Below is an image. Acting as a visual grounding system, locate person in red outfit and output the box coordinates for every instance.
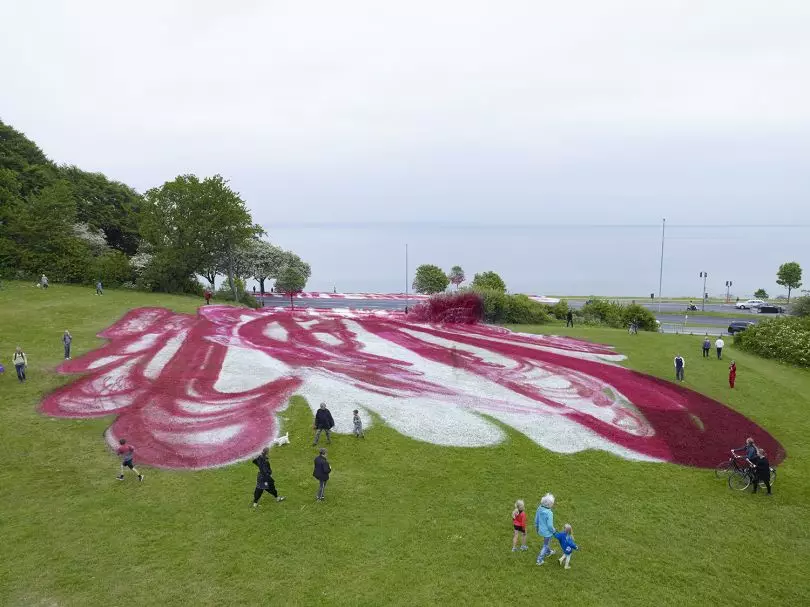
[729,361,737,389]
[204,289,212,305]
[512,499,528,552]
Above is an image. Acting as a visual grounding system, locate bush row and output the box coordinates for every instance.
[577,299,658,331]
[734,317,810,367]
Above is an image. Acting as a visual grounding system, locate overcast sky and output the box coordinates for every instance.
[2,1,809,295]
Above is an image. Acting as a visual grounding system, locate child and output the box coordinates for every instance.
[116,438,144,482]
[535,493,556,565]
[352,409,365,438]
[555,524,579,569]
[12,346,27,382]
[511,499,528,552]
[702,336,711,358]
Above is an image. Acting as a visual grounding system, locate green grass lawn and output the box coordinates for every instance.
[1,282,809,606]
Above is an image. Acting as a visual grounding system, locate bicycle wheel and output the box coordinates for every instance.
[728,471,751,491]
[769,468,776,485]
[715,460,733,479]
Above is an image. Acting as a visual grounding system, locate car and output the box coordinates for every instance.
[735,299,764,309]
[757,304,784,314]
[728,321,755,334]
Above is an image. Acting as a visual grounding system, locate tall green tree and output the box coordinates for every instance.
[471,270,506,293]
[412,264,450,294]
[776,262,803,303]
[251,240,285,294]
[448,265,465,289]
[754,288,769,300]
[141,174,260,295]
[274,251,311,307]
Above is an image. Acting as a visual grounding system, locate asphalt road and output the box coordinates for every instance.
[258,295,764,327]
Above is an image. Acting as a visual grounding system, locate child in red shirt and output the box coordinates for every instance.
[116,438,144,482]
[512,499,528,552]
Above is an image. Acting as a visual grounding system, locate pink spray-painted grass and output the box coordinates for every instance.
[39,306,785,470]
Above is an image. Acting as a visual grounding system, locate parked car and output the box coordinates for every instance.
[735,299,764,309]
[728,321,755,334]
[758,304,784,314]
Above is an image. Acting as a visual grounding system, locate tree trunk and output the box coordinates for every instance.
[227,249,237,301]
[290,292,294,310]
[258,276,266,295]
[788,287,792,303]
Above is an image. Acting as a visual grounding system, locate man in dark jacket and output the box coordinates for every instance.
[565,310,574,327]
[252,447,285,508]
[313,448,331,501]
[313,402,335,446]
[749,448,772,495]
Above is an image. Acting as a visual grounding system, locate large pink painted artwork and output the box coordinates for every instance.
[40,306,785,470]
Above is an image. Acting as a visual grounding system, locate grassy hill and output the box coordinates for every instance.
[1,282,808,606]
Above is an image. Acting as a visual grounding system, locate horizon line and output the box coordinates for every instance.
[263,221,810,230]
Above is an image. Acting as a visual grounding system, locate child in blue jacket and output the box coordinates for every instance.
[554,524,579,569]
[535,493,556,566]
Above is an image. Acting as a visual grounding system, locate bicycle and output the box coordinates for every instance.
[715,454,747,479]
[727,462,776,491]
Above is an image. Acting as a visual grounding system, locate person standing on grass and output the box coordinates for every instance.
[204,288,212,305]
[715,337,725,360]
[313,402,335,445]
[729,361,737,389]
[62,330,72,360]
[116,439,143,482]
[352,409,365,438]
[748,448,772,495]
[252,447,285,508]
[554,524,579,569]
[702,335,711,358]
[535,493,557,566]
[40,274,49,289]
[313,448,331,501]
[566,310,574,327]
[674,354,685,382]
[96,280,103,295]
[512,499,528,552]
[12,346,27,382]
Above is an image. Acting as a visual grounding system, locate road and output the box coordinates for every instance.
[257,295,764,328]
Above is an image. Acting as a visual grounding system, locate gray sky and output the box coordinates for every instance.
[2,1,809,295]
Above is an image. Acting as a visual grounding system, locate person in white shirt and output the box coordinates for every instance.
[715,337,725,360]
[674,355,685,381]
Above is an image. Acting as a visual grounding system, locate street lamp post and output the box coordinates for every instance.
[725,280,733,304]
[405,243,409,313]
[700,272,708,311]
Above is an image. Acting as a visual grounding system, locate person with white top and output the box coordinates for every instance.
[715,337,725,360]
[674,354,685,381]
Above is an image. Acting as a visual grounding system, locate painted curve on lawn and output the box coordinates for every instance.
[39,306,785,470]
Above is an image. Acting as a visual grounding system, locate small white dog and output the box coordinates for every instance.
[273,433,290,446]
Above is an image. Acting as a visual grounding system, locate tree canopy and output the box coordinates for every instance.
[412,264,450,294]
[754,288,769,300]
[776,262,803,302]
[471,270,506,293]
[448,265,465,288]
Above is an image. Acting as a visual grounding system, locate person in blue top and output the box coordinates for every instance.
[535,493,556,566]
[554,523,579,569]
[731,437,757,461]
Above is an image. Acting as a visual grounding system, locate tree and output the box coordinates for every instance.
[412,264,450,294]
[754,288,769,299]
[776,262,803,303]
[141,174,260,296]
[448,265,465,289]
[250,239,285,294]
[471,270,506,293]
[274,252,311,308]
[790,295,810,318]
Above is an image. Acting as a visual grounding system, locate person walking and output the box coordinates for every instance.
[352,409,365,438]
[252,447,286,508]
[729,361,737,389]
[204,289,212,305]
[312,402,335,445]
[535,493,557,566]
[715,337,725,360]
[95,280,103,295]
[554,524,579,569]
[511,499,528,552]
[12,346,27,382]
[313,448,331,501]
[116,438,144,482]
[674,354,685,382]
[62,330,72,360]
[749,448,772,495]
[565,310,574,328]
[702,335,711,358]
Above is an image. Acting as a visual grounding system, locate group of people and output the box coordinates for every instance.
[512,493,579,569]
[732,438,773,495]
[6,331,73,383]
[673,336,735,387]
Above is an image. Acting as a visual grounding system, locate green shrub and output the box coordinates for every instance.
[89,250,135,287]
[580,299,657,331]
[548,299,570,320]
[790,295,810,318]
[470,288,550,324]
[735,317,810,367]
[621,304,658,332]
[216,278,260,309]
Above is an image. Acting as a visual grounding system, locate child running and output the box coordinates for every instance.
[116,438,143,482]
[535,493,556,566]
[554,524,579,569]
[352,409,365,438]
[511,499,528,552]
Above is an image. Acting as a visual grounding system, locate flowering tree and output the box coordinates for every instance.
[448,265,465,289]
